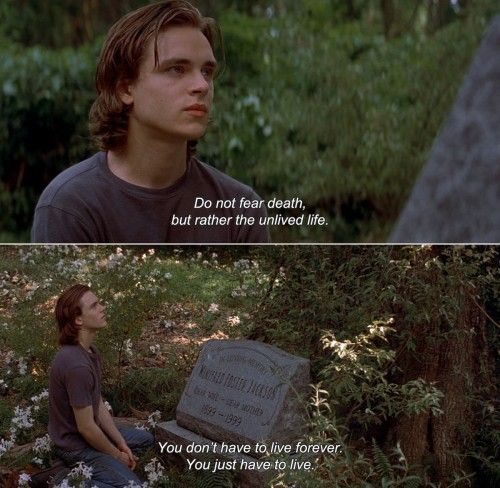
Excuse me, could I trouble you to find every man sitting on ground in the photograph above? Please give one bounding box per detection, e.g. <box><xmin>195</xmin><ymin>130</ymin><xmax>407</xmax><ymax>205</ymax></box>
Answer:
<box><xmin>49</xmin><ymin>284</ymin><xmax>154</xmax><ymax>487</ymax></box>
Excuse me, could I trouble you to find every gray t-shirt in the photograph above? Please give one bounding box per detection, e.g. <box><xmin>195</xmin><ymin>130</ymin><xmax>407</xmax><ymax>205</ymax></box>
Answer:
<box><xmin>48</xmin><ymin>345</ymin><xmax>102</xmax><ymax>451</ymax></box>
<box><xmin>31</xmin><ymin>152</ymin><xmax>270</xmax><ymax>243</ymax></box>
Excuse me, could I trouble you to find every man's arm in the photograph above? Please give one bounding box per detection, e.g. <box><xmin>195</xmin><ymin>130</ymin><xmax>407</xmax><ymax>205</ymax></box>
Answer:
<box><xmin>72</xmin><ymin>405</ymin><xmax>130</xmax><ymax>467</ymax></box>
<box><xmin>98</xmin><ymin>399</ymin><xmax>136</xmax><ymax>469</ymax></box>
<box><xmin>31</xmin><ymin>206</ymin><xmax>94</xmax><ymax>243</ymax></box>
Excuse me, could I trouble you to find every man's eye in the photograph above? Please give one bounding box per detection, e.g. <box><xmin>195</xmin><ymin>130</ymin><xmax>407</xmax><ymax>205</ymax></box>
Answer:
<box><xmin>202</xmin><ymin>67</ymin><xmax>215</xmax><ymax>80</ymax></box>
<box><xmin>168</xmin><ymin>65</ymin><xmax>185</xmax><ymax>75</ymax></box>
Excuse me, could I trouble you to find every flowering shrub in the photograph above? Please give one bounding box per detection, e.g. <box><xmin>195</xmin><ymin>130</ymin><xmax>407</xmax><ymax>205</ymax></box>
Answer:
<box><xmin>52</xmin><ymin>462</ymin><xmax>93</xmax><ymax>488</ymax></box>
<box><xmin>135</xmin><ymin>411</ymin><xmax>162</xmax><ymax>432</ymax></box>
<box><xmin>0</xmin><ymin>389</ymin><xmax>48</xmax><ymax>459</ymax></box>
<box><xmin>144</xmin><ymin>458</ymin><xmax>167</xmax><ymax>487</ymax></box>
<box><xmin>17</xmin><ymin>472</ymin><xmax>31</xmax><ymax>487</ymax></box>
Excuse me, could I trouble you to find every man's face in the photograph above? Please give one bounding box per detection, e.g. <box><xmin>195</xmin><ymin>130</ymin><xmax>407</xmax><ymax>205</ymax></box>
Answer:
<box><xmin>121</xmin><ymin>26</ymin><xmax>217</xmax><ymax>143</ymax></box>
<box><xmin>76</xmin><ymin>291</ymin><xmax>107</xmax><ymax>330</ymax></box>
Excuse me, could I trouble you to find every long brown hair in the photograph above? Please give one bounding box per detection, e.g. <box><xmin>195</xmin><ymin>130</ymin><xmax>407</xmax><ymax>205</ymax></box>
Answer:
<box><xmin>89</xmin><ymin>0</ymin><xmax>221</xmax><ymax>154</ymax></box>
<box><xmin>55</xmin><ymin>284</ymin><xmax>90</xmax><ymax>346</ymax></box>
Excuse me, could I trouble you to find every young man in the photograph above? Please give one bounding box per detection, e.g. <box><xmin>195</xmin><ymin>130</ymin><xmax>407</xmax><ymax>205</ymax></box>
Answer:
<box><xmin>31</xmin><ymin>1</ymin><xmax>269</xmax><ymax>243</ymax></box>
<box><xmin>49</xmin><ymin>284</ymin><xmax>154</xmax><ymax>487</ymax></box>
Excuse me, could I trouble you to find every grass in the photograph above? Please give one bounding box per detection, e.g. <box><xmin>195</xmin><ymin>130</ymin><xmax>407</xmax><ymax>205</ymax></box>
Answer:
<box><xmin>0</xmin><ymin>245</ymin><xmax>275</xmax><ymax>485</ymax></box>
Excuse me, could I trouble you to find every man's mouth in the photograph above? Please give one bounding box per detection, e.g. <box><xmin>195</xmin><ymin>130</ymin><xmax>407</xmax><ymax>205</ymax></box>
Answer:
<box><xmin>184</xmin><ymin>103</ymin><xmax>208</xmax><ymax>116</ymax></box>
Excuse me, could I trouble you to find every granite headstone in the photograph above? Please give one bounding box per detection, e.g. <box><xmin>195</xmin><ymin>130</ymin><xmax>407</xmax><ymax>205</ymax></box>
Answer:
<box><xmin>390</xmin><ymin>16</ymin><xmax>500</xmax><ymax>243</ymax></box>
<box><xmin>156</xmin><ymin>339</ymin><xmax>310</xmax><ymax>487</ymax></box>
<box><xmin>175</xmin><ymin>339</ymin><xmax>309</xmax><ymax>449</ymax></box>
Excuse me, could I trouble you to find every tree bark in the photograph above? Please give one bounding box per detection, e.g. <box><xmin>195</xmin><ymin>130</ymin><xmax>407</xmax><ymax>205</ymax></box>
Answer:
<box><xmin>388</xmin><ymin>277</ymin><xmax>490</xmax><ymax>485</ymax></box>
<box><xmin>380</xmin><ymin>0</ymin><xmax>395</xmax><ymax>38</ymax></box>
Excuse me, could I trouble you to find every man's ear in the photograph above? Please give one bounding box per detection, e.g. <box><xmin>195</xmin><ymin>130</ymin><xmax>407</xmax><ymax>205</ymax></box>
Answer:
<box><xmin>75</xmin><ymin>315</ymin><xmax>83</xmax><ymax>326</ymax></box>
<box><xmin>117</xmin><ymin>79</ymin><xmax>134</xmax><ymax>106</ymax></box>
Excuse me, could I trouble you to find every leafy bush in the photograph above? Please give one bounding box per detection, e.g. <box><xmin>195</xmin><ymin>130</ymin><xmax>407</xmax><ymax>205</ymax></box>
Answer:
<box><xmin>0</xmin><ymin>246</ymin><xmax>499</xmax><ymax>485</ymax></box>
<box><xmin>252</xmin><ymin>246</ymin><xmax>499</xmax><ymax>486</ymax></box>
<box><xmin>0</xmin><ymin>41</ymin><xmax>98</xmax><ymax>234</ymax></box>
<box><xmin>1</xmin><ymin>4</ymin><xmax>498</xmax><ymax>241</ymax></box>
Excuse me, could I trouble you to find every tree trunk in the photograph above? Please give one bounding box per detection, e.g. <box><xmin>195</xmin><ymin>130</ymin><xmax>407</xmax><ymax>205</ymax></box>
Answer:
<box><xmin>388</xmin><ymin>282</ymin><xmax>490</xmax><ymax>485</ymax></box>
<box><xmin>345</xmin><ymin>0</ymin><xmax>359</xmax><ymax>20</ymax></box>
<box><xmin>380</xmin><ymin>0</ymin><xmax>395</xmax><ymax>38</ymax></box>
<box><xmin>427</xmin><ymin>0</ymin><xmax>454</xmax><ymax>34</ymax></box>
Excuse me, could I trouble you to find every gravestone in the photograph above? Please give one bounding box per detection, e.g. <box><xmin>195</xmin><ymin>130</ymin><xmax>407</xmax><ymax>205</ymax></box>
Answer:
<box><xmin>390</xmin><ymin>16</ymin><xmax>500</xmax><ymax>243</ymax></box>
<box><xmin>156</xmin><ymin>339</ymin><xmax>310</xmax><ymax>487</ymax></box>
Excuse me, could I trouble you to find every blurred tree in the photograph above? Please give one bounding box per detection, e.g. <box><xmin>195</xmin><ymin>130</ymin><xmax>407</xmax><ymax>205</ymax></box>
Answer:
<box><xmin>377</xmin><ymin>0</ymin><xmax>468</xmax><ymax>39</ymax></box>
<box><xmin>380</xmin><ymin>0</ymin><xmax>396</xmax><ymax>37</ymax></box>
<box><xmin>0</xmin><ymin>0</ymin><xmax>154</xmax><ymax>47</ymax></box>
<box><xmin>426</xmin><ymin>0</ymin><xmax>456</xmax><ymax>33</ymax></box>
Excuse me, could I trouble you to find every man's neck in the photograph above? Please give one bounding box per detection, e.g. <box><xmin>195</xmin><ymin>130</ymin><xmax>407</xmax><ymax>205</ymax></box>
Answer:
<box><xmin>78</xmin><ymin>329</ymin><xmax>96</xmax><ymax>352</ymax></box>
<box><xmin>107</xmin><ymin>133</ymin><xmax>188</xmax><ymax>190</ymax></box>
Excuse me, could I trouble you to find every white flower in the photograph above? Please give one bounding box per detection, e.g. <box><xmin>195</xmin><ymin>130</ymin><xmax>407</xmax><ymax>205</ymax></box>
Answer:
<box><xmin>71</xmin><ymin>461</ymin><xmax>93</xmax><ymax>479</ymax></box>
<box><xmin>208</xmin><ymin>303</ymin><xmax>219</xmax><ymax>313</ymax></box>
<box><xmin>54</xmin><ymin>479</ymin><xmax>71</xmax><ymax>488</ymax></box>
<box><xmin>124</xmin><ymin>339</ymin><xmax>133</xmax><ymax>357</ymax></box>
<box><xmin>19</xmin><ymin>357</ymin><xmax>30</xmax><ymax>378</ymax></box>
<box><xmin>144</xmin><ymin>458</ymin><xmax>165</xmax><ymax>484</ymax></box>
<box><xmin>149</xmin><ymin>344</ymin><xmax>161</xmax><ymax>355</ymax></box>
<box><xmin>227</xmin><ymin>316</ymin><xmax>241</xmax><ymax>326</ymax></box>
<box><xmin>0</xmin><ymin>436</ymin><xmax>15</xmax><ymax>457</ymax></box>
<box><xmin>125</xmin><ymin>481</ymin><xmax>143</xmax><ymax>488</ymax></box>
<box><xmin>147</xmin><ymin>410</ymin><xmax>161</xmax><ymax>429</ymax></box>
<box><xmin>17</xmin><ymin>472</ymin><xmax>31</xmax><ymax>487</ymax></box>
<box><xmin>33</xmin><ymin>434</ymin><xmax>51</xmax><ymax>454</ymax></box>
<box><xmin>31</xmin><ymin>389</ymin><xmax>49</xmax><ymax>403</ymax></box>
<box><xmin>160</xmin><ymin>319</ymin><xmax>174</xmax><ymax>331</ymax></box>
<box><xmin>12</xmin><ymin>406</ymin><xmax>34</xmax><ymax>430</ymax></box>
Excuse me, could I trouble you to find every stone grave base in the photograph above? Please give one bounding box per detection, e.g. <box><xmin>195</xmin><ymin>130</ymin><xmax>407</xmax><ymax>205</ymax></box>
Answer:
<box><xmin>156</xmin><ymin>420</ymin><xmax>274</xmax><ymax>488</ymax></box>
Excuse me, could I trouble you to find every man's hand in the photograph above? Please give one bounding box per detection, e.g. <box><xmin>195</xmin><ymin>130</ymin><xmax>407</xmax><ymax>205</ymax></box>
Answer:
<box><xmin>97</xmin><ymin>398</ymin><xmax>137</xmax><ymax>469</ymax></box>
<box><xmin>113</xmin><ymin>449</ymin><xmax>133</xmax><ymax>467</ymax></box>
<box><xmin>73</xmin><ymin>405</ymin><xmax>127</xmax><ymax>461</ymax></box>
<box><xmin>117</xmin><ymin>442</ymin><xmax>137</xmax><ymax>470</ymax></box>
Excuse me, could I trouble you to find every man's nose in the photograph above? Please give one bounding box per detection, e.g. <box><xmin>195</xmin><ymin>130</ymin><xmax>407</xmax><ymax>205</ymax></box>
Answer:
<box><xmin>190</xmin><ymin>72</ymin><xmax>210</xmax><ymax>95</ymax></box>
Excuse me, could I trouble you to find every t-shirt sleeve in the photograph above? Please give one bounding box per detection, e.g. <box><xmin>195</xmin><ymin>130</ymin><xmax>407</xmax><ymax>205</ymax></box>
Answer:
<box><xmin>31</xmin><ymin>206</ymin><xmax>94</xmax><ymax>243</ymax></box>
<box><xmin>236</xmin><ymin>190</ymin><xmax>271</xmax><ymax>243</ymax></box>
<box><xmin>65</xmin><ymin>366</ymin><xmax>95</xmax><ymax>408</ymax></box>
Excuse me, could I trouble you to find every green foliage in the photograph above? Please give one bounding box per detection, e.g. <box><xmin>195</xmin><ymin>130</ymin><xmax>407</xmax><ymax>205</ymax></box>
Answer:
<box><xmin>371</xmin><ymin>438</ymin><xmax>394</xmax><ymax>480</ymax></box>
<box><xmin>111</xmin><ymin>367</ymin><xmax>184</xmax><ymax>418</ymax></box>
<box><xmin>0</xmin><ymin>41</ymin><xmax>98</xmax><ymax>233</ymax></box>
<box><xmin>253</xmin><ymin>246</ymin><xmax>499</xmax><ymax>486</ymax></box>
<box><xmin>160</xmin><ymin>467</ymin><xmax>235</xmax><ymax>488</ymax></box>
<box><xmin>1</xmin><ymin>2</ymin><xmax>499</xmax><ymax>241</ymax></box>
<box><xmin>0</xmin><ymin>246</ymin><xmax>498</xmax><ymax>486</ymax></box>
<box><xmin>192</xmin><ymin>469</ymin><xmax>235</xmax><ymax>488</ymax></box>
<box><xmin>0</xmin><ymin>0</ymin><xmax>151</xmax><ymax>48</ymax></box>
<box><xmin>320</xmin><ymin>322</ymin><xmax>444</xmax><ymax>429</ymax></box>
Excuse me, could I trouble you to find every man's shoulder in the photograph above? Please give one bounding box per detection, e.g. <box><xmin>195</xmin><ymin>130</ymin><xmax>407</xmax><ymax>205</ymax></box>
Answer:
<box><xmin>37</xmin><ymin>152</ymin><xmax>104</xmax><ymax>208</ymax></box>
<box><xmin>191</xmin><ymin>159</ymin><xmax>261</xmax><ymax>199</ymax></box>
<box><xmin>52</xmin><ymin>345</ymin><xmax>88</xmax><ymax>371</ymax></box>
